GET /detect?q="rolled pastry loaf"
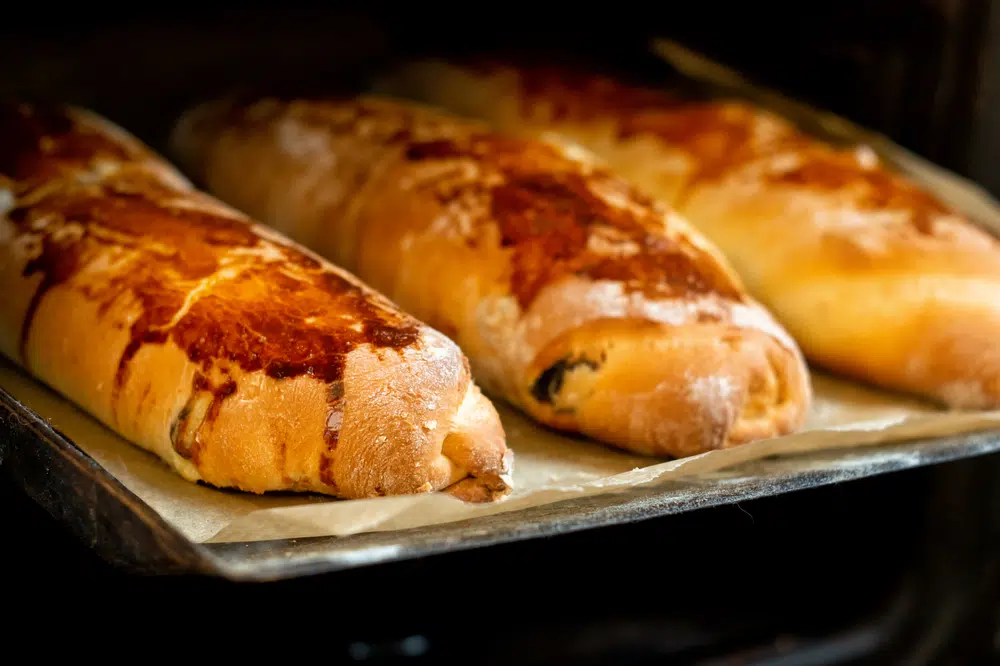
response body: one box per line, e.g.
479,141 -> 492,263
378,59 -> 1000,409
170,95 -> 810,457
0,103 -> 511,501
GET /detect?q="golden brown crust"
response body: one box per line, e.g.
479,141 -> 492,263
400,135 -> 743,308
0,102 -> 511,500
171,95 -> 811,457
379,59 -> 1000,409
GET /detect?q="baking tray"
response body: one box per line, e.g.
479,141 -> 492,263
4,13 -> 1000,581
4,384 -> 999,581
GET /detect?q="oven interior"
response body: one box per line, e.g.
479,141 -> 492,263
4,3 -> 1000,663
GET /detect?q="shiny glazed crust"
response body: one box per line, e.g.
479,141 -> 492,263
379,60 -> 1000,409
0,103 -> 511,501
171,96 -> 810,457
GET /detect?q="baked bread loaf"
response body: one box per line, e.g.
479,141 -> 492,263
0,102 -> 511,501
170,95 -> 810,457
378,59 -> 1000,409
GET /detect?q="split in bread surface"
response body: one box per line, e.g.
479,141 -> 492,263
170,94 -> 811,457
0,102 -> 511,501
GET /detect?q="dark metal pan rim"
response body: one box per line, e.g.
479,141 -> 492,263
3,384 -> 998,581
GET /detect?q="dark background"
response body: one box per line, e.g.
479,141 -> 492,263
4,2 -> 1000,662
2,1 -> 997,191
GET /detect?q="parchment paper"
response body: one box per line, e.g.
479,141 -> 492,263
3,40 -> 1000,544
